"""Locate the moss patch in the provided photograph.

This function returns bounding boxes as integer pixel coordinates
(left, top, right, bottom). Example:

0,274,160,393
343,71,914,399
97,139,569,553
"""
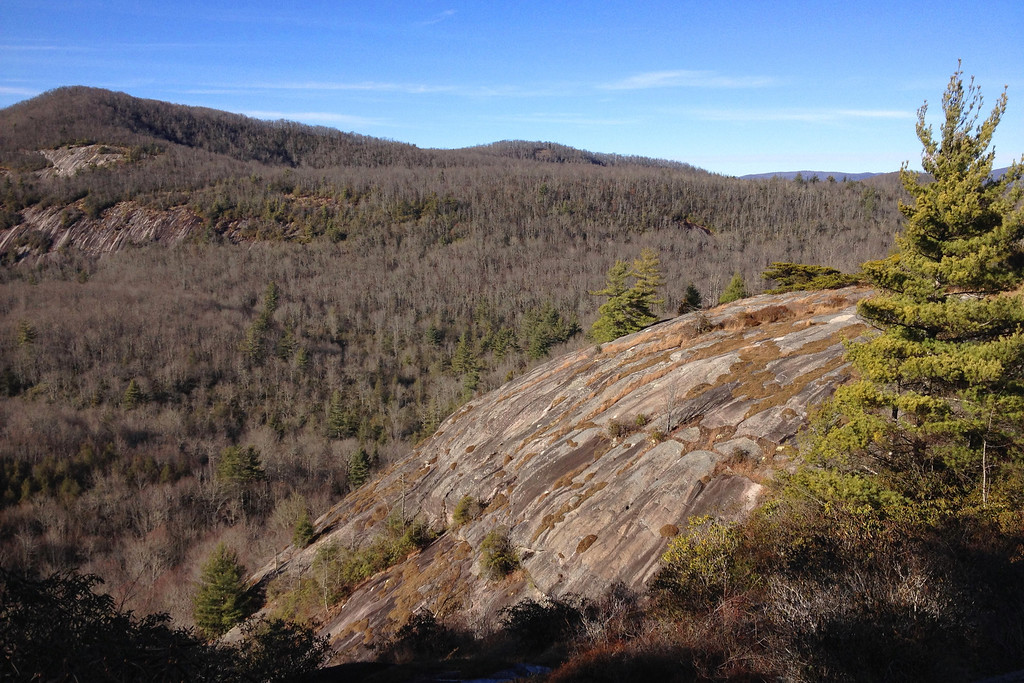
576,534,598,553
531,481,608,543
484,492,509,514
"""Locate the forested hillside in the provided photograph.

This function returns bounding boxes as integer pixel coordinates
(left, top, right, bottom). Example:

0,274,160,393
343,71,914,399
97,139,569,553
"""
0,87,906,627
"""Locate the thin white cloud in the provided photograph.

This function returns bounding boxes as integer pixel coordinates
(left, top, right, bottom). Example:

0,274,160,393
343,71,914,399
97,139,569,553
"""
0,85,40,96
418,9,456,26
468,84,567,98
194,80,564,99
692,108,914,122
116,42,247,50
602,70,774,90
836,109,916,119
505,112,635,126
250,80,458,94
0,43,92,52
177,88,245,96
3,41,248,55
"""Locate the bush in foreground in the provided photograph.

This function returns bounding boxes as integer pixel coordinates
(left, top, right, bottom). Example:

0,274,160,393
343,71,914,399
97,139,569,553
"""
0,567,329,681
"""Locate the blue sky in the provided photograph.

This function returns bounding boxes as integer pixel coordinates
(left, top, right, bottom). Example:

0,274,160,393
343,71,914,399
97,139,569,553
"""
2,1,1022,176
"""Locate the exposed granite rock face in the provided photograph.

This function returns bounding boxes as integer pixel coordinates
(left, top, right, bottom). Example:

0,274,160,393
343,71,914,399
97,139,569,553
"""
39,144,128,177
0,203,201,256
251,287,872,658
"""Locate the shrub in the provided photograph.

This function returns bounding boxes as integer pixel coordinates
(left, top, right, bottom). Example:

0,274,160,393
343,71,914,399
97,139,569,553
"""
479,527,519,580
647,429,668,444
650,515,745,614
343,514,435,584
499,596,589,652
0,567,329,681
606,418,638,440
273,514,439,622
380,609,464,664
234,617,331,681
452,494,485,526
692,312,716,334
547,640,701,683
344,513,435,587
266,575,324,624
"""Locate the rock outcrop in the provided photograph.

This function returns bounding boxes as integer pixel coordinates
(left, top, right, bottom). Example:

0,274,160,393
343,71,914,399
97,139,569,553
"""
0,203,201,256
253,287,872,657
38,144,129,177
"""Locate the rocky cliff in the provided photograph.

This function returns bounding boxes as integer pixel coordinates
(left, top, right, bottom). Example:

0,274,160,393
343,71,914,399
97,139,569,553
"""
0,203,201,256
250,286,872,658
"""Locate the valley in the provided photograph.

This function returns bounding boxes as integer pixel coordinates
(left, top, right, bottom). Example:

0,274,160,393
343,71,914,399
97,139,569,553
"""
2,80,1023,681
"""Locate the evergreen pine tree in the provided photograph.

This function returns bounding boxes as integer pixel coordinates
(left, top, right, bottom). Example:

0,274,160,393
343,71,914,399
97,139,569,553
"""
718,272,748,304
262,281,279,316
16,320,36,347
326,390,347,439
276,322,296,360
678,282,703,314
241,321,266,366
121,378,142,410
450,331,481,398
347,448,370,490
424,322,443,347
630,248,665,317
449,332,478,376
293,509,315,548
588,250,664,343
588,260,633,343
521,302,578,359
193,543,251,638
810,67,1024,510
216,445,265,485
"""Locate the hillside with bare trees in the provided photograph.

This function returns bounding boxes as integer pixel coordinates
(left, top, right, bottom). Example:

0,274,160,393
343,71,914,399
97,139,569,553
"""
0,87,906,628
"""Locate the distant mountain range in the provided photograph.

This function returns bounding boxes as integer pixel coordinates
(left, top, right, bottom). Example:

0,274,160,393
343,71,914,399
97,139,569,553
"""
740,167,1012,181
739,170,884,181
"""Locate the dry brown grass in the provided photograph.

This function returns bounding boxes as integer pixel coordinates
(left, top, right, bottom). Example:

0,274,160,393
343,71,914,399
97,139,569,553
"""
743,355,848,420
723,304,793,331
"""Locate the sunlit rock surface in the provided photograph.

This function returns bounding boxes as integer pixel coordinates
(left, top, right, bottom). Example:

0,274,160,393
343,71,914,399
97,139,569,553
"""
253,287,872,657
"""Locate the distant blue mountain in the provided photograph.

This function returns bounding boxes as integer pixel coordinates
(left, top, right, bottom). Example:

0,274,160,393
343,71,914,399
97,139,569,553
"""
740,167,1013,181
738,170,881,181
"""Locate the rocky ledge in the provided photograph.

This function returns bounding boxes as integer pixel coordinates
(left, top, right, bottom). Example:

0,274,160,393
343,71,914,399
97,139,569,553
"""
252,286,872,657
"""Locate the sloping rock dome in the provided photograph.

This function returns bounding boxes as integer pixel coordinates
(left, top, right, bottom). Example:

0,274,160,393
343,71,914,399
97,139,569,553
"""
253,287,871,656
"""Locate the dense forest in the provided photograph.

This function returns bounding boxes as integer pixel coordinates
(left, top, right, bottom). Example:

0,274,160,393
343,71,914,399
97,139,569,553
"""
0,88,908,640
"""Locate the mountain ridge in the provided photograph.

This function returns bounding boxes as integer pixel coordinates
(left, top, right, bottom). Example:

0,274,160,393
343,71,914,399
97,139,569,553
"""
739,170,886,181
0,86,711,174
